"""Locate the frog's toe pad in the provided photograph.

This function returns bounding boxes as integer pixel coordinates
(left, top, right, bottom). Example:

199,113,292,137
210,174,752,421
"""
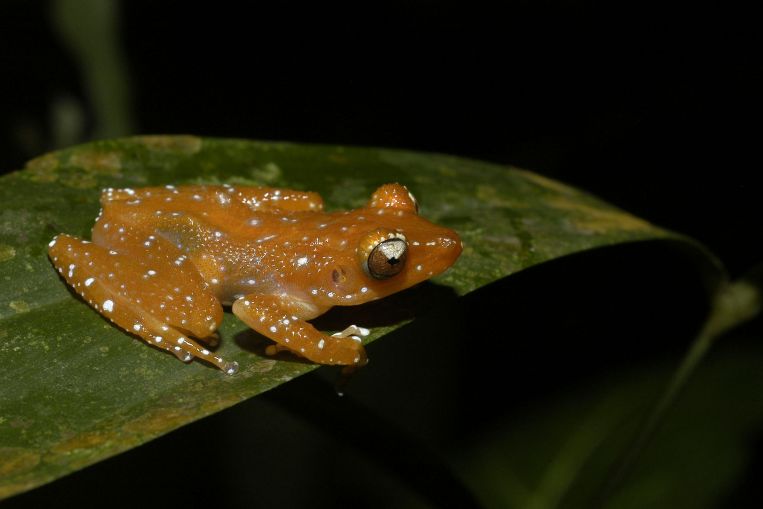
332,325,370,340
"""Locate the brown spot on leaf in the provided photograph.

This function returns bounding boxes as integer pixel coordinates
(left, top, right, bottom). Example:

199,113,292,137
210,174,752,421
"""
251,359,277,373
50,431,111,454
476,185,528,209
9,300,30,314
518,169,580,196
68,151,122,174
122,407,190,436
24,153,59,183
0,447,41,477
134,135,202,154
328,153,349,164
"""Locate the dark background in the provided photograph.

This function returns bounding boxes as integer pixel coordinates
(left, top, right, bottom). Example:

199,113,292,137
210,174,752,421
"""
2,1,762,507
2,1,761,275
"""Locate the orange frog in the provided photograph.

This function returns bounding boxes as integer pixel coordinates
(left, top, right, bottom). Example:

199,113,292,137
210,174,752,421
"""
48,183,462,374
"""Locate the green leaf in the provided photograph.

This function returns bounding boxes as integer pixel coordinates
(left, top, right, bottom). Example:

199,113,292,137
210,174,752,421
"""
0,136,720,498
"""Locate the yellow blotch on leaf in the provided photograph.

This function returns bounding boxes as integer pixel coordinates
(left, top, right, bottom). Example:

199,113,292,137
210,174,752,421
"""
0,447,41,478
24,153,60,183
133,135,202,154
549,196,653,234
9,300,30,314
68,150,122,174
0,244,16,263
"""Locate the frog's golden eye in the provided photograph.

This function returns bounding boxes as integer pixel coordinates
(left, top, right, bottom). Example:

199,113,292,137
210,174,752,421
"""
358,229,408,279
368,238,407,279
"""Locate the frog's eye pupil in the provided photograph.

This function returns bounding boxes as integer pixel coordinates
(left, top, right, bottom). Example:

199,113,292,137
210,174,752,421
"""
367,239,407,279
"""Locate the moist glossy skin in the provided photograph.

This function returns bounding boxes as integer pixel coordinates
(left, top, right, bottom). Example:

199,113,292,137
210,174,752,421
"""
47,183,462,374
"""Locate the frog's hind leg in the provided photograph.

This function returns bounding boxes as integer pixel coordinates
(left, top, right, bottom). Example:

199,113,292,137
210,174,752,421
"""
48,233,238,374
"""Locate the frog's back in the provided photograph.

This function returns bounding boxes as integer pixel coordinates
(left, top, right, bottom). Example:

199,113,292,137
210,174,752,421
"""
100,185,324,215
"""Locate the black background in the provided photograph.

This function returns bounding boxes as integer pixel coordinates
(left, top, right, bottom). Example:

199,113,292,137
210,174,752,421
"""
2,1,761,275
2,1,762,507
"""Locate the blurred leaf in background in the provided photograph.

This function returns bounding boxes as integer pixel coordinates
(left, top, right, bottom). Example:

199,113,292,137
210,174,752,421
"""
51,0,134,142
1,0,133,167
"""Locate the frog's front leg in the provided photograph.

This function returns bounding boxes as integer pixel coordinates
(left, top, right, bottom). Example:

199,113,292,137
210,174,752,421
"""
232,295,367,366
48,234,238,374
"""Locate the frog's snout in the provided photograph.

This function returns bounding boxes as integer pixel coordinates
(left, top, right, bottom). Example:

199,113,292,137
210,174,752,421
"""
439,231,463,265
408,228,462,279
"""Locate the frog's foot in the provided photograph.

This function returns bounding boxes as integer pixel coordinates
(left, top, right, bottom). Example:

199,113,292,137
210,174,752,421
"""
233,295,368,366
332,325,370,342
48,234,237,375
146,323,238,375
142,323,238,375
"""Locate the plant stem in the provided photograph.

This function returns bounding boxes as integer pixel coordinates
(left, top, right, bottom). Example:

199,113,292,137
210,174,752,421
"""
597,279,761,506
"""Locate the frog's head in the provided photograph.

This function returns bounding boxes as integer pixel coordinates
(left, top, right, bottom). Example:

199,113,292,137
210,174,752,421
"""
319,183,462,306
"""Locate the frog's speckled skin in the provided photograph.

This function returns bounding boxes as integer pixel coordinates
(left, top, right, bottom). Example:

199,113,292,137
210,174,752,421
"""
47,183,462,374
